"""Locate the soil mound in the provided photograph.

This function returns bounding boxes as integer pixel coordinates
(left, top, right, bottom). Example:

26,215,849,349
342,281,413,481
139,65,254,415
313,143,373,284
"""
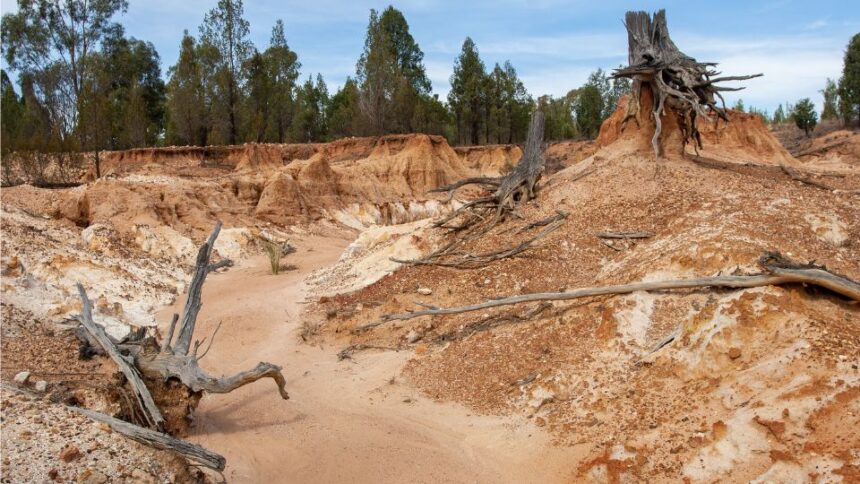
597,92,796,166
544,140,597,174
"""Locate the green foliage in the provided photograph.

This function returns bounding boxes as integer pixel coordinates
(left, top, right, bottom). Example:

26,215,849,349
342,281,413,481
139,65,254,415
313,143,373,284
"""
243,50,272,142
539,92,576,141
773,104,786,124
483,62,532,144
264,242,282,275
747,106,770,124
732,99,745,112
607,76,631,118
1,70,23,155
292,74,329,142
411,93,452,138
838,33,860,126
791,98,818,136
326,77,362,139
1,0,128,150
448,37,487,145
355,7,429,135
575,85,604,139
263,20,300,142
166,31,207,145
87,29,165,149
199,0,253,144
378,7,430,96
820,78,839,120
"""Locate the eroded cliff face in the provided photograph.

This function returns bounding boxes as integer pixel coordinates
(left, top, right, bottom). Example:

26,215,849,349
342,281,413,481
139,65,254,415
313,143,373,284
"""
0,134,520,332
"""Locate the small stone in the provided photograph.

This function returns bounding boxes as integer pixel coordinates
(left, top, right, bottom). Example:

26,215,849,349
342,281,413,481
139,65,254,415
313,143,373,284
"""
417,287,432,295
78,469,108,484
59,445,81,462
48,469,59,481
728,347,742,359
406,330,422,343
13,371,31,385
130,468,156,484
483,278,491,285
34,380,49,392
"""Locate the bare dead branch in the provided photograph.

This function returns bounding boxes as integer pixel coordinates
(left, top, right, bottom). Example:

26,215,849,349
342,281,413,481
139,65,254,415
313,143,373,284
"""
75,284,165,431
68,406,225,471
174,221,222,356
597,231,655,239
356,253,859,332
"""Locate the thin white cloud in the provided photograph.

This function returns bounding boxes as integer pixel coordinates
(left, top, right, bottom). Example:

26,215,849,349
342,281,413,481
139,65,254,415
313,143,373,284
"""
804,19,829,30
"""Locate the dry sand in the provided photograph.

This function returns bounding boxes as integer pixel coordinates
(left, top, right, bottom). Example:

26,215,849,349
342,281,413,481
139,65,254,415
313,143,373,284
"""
155,234,582,483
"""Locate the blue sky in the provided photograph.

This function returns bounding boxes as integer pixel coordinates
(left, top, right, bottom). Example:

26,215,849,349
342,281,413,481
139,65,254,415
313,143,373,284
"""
2,0,858,114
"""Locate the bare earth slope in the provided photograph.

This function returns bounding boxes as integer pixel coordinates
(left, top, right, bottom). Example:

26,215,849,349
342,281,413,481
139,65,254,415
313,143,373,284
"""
324,108,860,482
2,116,858,482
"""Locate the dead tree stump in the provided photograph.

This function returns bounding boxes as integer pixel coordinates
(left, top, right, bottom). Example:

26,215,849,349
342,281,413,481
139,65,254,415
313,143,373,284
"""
76,222,288,436
394,112,562,269
612,10,762,157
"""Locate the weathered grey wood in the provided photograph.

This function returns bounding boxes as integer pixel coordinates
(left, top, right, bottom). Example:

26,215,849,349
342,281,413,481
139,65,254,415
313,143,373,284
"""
68,406,225,471
396,112,551,269
174,221,222,356
357,254,859,331
75,284,165,430
597,231,654,239
133,222,290,401
613,10,762,157
161,314,178,355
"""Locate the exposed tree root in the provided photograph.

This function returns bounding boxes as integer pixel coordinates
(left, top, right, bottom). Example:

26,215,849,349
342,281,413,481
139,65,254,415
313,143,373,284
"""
74,221,290,443
613,10,762,157
392,214,565,269
396,112,556,269
356,253,859,332
337,344,402,361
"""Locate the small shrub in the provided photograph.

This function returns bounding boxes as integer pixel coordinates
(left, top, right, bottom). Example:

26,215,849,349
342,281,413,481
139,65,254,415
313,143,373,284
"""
263,241,297,275
264,242,282,275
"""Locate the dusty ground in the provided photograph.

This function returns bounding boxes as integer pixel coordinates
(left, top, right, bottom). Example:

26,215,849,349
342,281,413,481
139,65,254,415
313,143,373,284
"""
151,236,582,483
1,116,858,482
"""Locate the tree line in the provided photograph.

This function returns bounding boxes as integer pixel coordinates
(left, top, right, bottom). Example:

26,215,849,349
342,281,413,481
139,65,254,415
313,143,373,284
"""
2,0,858,170
0,0,631,162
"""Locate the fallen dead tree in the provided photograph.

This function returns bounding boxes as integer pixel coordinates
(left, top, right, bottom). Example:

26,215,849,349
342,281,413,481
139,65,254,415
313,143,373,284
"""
394,112,560,269
356,253,859,332
613,10,762,157
73,222,289,467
